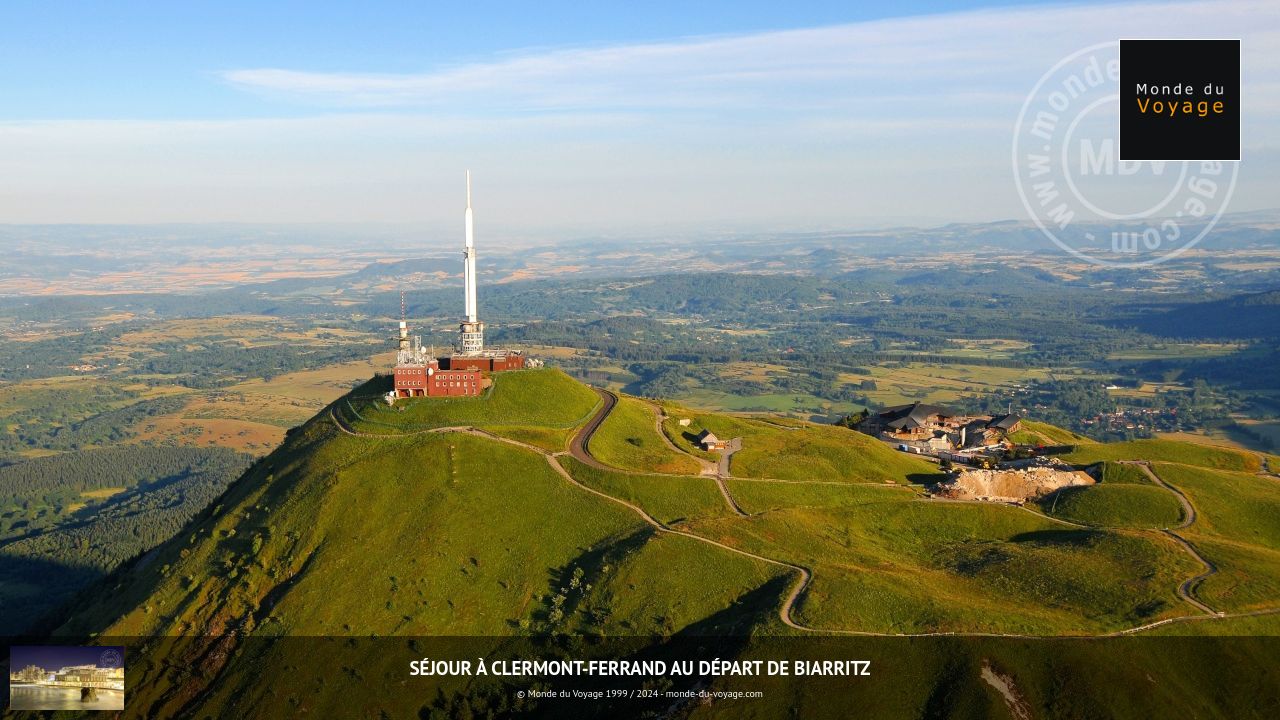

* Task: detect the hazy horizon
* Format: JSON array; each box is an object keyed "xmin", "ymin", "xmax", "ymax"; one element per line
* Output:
[{"xmin": 2, "ymin": 0, "xmax": 1277, "ymax": 235}]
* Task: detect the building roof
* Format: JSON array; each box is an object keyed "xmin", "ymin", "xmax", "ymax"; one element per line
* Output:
[
  {"xmin": 877, "ymin": 402, "xmax": 959, "ymax": 430},
  {"xmin": 988, "ymin": 414, "xmax": 1022, "ymax": 430},
  {"xmin": 695, "ymin": 430, "xmax": 720, "ymax": 444}
]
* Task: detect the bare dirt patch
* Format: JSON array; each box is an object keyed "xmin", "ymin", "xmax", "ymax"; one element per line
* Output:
[{"xmin": 934, "ymin": 459, "xmax": 1095, "ymax": 503}]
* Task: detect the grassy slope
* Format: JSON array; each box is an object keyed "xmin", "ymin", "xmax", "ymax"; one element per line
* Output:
[
  {"xmin": 1064, "ymin": 439, "xmax": 1260, "ymax": 473},
  {"xmin": 561, "ymin": 456, "xmax": 729, "ymax": 525},
  {"xmin": 588, "ymin": 395, "xmax": 701, "ymax": 475},
  {"xmin": 1100, "ymin": 461, "xmax": 1154, "ymax": 484},
  {"xmin": 346, "ymin": 368, "xmax": 599, "ymax": 433},
  {"xmin": 62, "ymin": 423, "xmax": 778, "ymax": 640},
  {"xmin": 1014, "ymin": 420, "xmax": 1094, "ymax": 445},
  {"xmin": 1038, "ymin": 484, "xmax": 1185, "ymax": 529},
  {"xmin": 662, "ymin": 407, "xmax": 940, "ymax": 483},
  {"xmin": 1154, "ymin": 463, "xmax": 1280, "ymax": 611},
  {"xmin": 52, "ymin": 405, "xmax": 781, "ymax": 718},
  {"xmin": 690, "ymin": 482, "xmax": 1197, "ymax": 634}
]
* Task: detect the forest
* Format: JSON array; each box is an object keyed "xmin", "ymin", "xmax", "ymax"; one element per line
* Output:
[{"xmin": 0, "ymin": 446, "xmax": 250, "ymax": 634}]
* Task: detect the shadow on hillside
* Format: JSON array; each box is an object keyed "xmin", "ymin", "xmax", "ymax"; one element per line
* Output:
[
  {"xmin": 1008, "ymin": 528, "xmax": 1102, "ymax": 547},
  {"xmin": 533, "ymin": 527, "xmax": 656, "ymax": 631},
  {"xmin": 907, "ymin": 471, "xmax": 948, "ymax": 487},
  {"xmin": 0, "ymin": 553, "xmax": 103, "ymax": 635}
]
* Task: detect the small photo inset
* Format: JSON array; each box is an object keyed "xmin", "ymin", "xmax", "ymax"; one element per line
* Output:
[{"xmin": 8, "ymin": 645, "xmax": 125, "ymax": 711}]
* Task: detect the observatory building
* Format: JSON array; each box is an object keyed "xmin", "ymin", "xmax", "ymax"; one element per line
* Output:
[
  {"xmin": 390, "ymin": 172, "xmax": 532, "ymax": 400},
  {"xmin": 391, "ymin": 319, "xmax": 482, "ymax": 398}
]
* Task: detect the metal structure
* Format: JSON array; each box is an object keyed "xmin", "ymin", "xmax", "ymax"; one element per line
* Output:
[{"xmin": 458, "ymin": 170, "xmax": 485, "ymax": 355}]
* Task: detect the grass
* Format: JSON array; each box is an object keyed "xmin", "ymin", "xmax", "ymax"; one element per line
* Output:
[
  {"xmin": 52, "ymin": 404, "xmax": 785, "ymax": 718},
  {"xmin": 1063, "ymin": 439, "xmax": 1261, "ymax": 473},
  {"xmin": 1152, "ymin": 463, "xmax": 1280, "ymax": 612},
  {"xmin": 348, "ymin": 368, "xmax": 600, "ymax": 433},
  {"xmin": 663, "ymin": 408, "xmax": 940, "ymax": 483},
  {"xmin": 560, "ymin": 456, "xmax": 730, "ymax": 525},
  {"xmin": 1153, "ymin": 464, "xmax": 1280, "ymax": 551},
  {"xmin": 60, "ymin": 418, "xmax": 772, "ymax": 642},
  {"xmin": 480, "ymin": 424, "xmax": 573, "ymax": 453},
  {"xmin": 588, "ymin": 396, "xmax": 702, "ymax": 475},
  {"xmin": 725, "ymin": 479, "xmax": 919, "ymax": 514},
  {"xmin": 1100, "ymin": 461, "xmax": 1154, "ymax": 484},
  {"xmin": 1014, "ymin": 420, "xmax": 1094, "ymax": 446},
  {"xmin": 1038, "ymin": 484, "xmax": 1185, "ymax": 529},
  {"xmin": 681, "ymin": 489, "xmax": 1197, "ymax": 634}
]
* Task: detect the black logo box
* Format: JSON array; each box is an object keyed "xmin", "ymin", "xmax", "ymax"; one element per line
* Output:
[{"xmin": 1120, "ymin": 39, "xmax": 1240, "ymax": 161}]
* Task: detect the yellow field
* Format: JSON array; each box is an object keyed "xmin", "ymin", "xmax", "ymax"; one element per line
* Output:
[
  {"xmin": 124, "ymin": 352, "xmax": 396, "ymax": 453},
  {"xmin": 1107, "ymin": 381, "xmax": 1188, "ymax": 399},
  {"xmin": 717, "ymin": 361, "xmax": 790, "ymax": 383},
  {"xmin": 848, "ymin": 362, "xmax": 1079, "ymax": 406},
  {"xmin": 82, "ymin": 487, "xmax": 127, "ymax": 500},
  {"xmin": 943, "ymin": 338, "xmax": 1032, "ymax": 357},
  {"xmin": 231, "ymin": 352, "xmax": 393, "ymax": 405},
  {"xmin": 132, "ymin": 417, "xmax": 285, "ymax": 454},
  {"xmin": 83, "ymin": 316, "xmax": 381, "ymax": 363}
]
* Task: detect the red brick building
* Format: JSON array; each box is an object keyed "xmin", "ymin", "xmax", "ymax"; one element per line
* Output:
[
  {"xmin": 441, "ymin": 351, "xmax": 525, "ymax": 372},
  {"xmin": 393, "ymin": 360, "xmax": 482, "ymax": 398}
]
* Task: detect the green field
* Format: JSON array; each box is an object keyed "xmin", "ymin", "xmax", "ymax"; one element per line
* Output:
[
  {"xmin": 1063, "ymin": 438, "xmax": 1261, "ymax": 473},
  {"xmin": 1099, "ymin": 461, "xmax": 1155, "ymax": 484},
  {"xmin": 1039, "ymin": 484, "xmax": 1185, "ymax": 529},
  {"xmin": 682, "ymin": 485, "xmax": 1197, "ymax": 634},
  {"xmin": 1150, "ymin": 463, "xmax": 1280, "ymax": 612},
  {"xmin": 588, "ymin": 396, "xmax": 702, "ymax": 474},
  {"xmin": 678, "ymin": 388, "xmax": 860, "ymax": 416},
  {"xmin": 346, "ymin": 368, "xmax": 600, "ymax": 433},
  {"xmin": 664, "ymin": 408, "xmax": 940, "ymax": 483},
  {"xmin": 561, "ymin": 456, "xmax": 731, "ymax": 525},
  {"xmin": 1011, "ymin": 419, "xmax": 1094, "ymax": 446}
]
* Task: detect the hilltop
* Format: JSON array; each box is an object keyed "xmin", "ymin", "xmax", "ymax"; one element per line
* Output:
[{"xmin": 41, "ymin": 368, "xmax": 1280, "ymax": 718}]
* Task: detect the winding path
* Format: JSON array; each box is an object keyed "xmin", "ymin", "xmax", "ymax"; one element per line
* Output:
[
  {"xmin": 714, "ymin": 438, "xmax": 749, "ymax": 517},
  {"xmin": 1118, "ymin": 461, "xmax": 1222, "ymax": 616},
  {"xmin": 328, "ymin": 396, "xmax": 1276, "ymax": 638}
]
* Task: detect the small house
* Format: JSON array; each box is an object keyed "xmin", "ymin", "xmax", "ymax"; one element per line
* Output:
[{"xmin": 696, "ymin": 429, "xmax": 727, "ymax": 451}]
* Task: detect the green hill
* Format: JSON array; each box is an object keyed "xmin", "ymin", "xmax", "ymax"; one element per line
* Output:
[
  {"xmin": 32, "ymin": 370, "xmax": 1280, "ymax": 718},
  {"xmin": 1038, "ymin": 484, "xmax": 1186, "ymax": 529}
]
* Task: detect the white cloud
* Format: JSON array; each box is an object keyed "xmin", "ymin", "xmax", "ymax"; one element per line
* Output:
[
  {"xmin": 2, "ymin": 0, "xmax": 1278, "ymax": 228},
  {"xmin": 220, "ymin": 0, "xmax": 1280, "ymax": 117}
]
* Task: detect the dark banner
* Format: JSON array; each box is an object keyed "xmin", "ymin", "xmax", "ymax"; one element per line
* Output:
[{"xmin": 5, "ymin": 635, "xmax": 1279, "ymax": 719}]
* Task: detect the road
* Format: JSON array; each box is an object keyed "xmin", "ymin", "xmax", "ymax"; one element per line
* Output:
[
  {"xmin": 568, "ymin": 388, "xmax": 617, "ymax": 471},
  {"xmin": 715, "ymin": 437, "xmax": 749, "ymax": 517},
  {"xmin": 329, "ymin": 395, "xmax": 1278, "ymax": 638},
  {"xmin": 1119, "ymin": 460, "xmax": 1221, "ymax": 616}
]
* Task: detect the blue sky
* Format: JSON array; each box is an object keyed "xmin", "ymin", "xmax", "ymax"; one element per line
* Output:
[
  {"xmin": 1, "ymin": 0, "xmax": 1276, "ymax": 233},
  {"xmin": 2, "ymin": 0, "xmax": 1070, "ymax": 120}
]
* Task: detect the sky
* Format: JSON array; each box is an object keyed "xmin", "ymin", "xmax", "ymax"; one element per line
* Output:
[{"xmin": 1, "ymin": 0, "xmax": 1277, "ymax": 238}]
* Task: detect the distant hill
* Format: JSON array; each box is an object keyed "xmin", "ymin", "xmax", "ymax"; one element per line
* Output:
[{"xmin": 1125, "ymin": 290, "xmax": 1280, "ymax": 340}]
